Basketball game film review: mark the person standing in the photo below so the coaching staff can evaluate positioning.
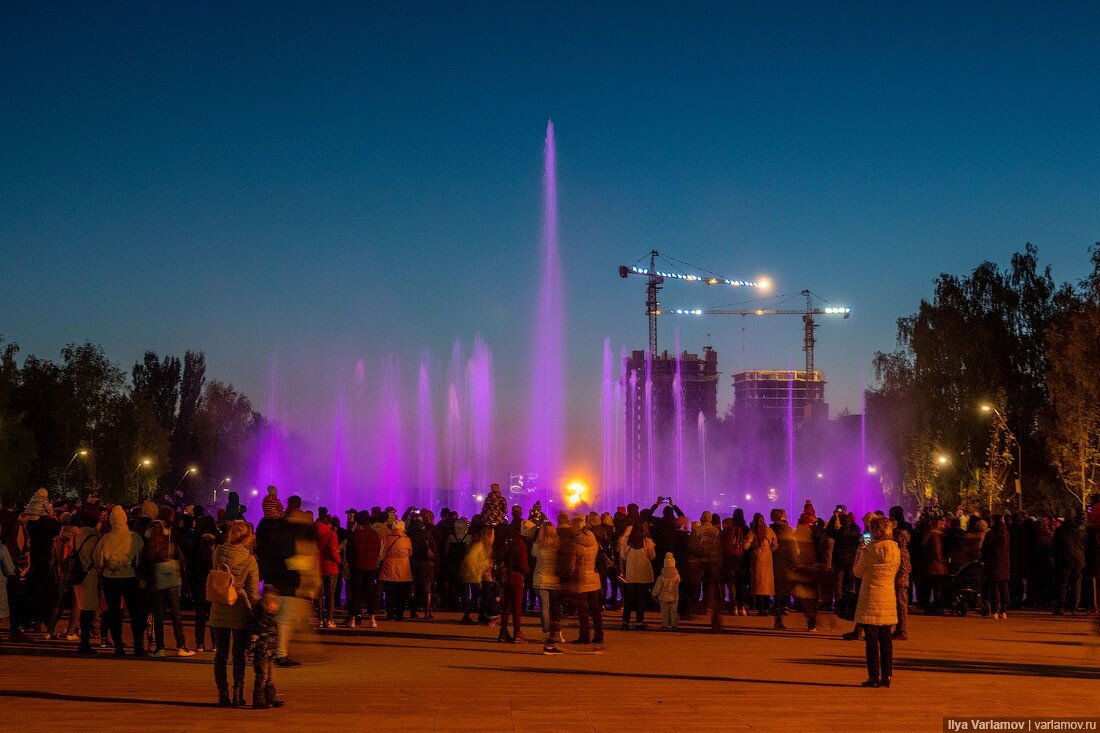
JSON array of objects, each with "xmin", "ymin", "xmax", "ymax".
[
  {"xmin": 481, "ymin": 484, "xmax": 507, "ymax": 528},
  {"xmin": 982, "ymin": 515, "xmax": 1012, "ymax": 619},
  {"xmin": 210, "ymin": 521, "xmax": 260, "ymax": 707},
  {"xmin": 744, "ymin": 513, "xmax": 778, "ymax": 616},
  {"xmin": 267, "ymin": 502, "xmax": 320, "ymax": 668},
  {"xmin": 770, "ymin": 508, "xmax": 800, "ymax": 630},
  {"xmin": 497, "ymin": 520, "xmax": 532, "ymax": 642},
  {"xmin": 651, "ymin": 552, "xmax": 680, "ymax": 630},
  {"xmin": 314, "ymin": 514, "xmax": 341, "ymax": 629},
  {"xmin": 619, "ymin": 519, "xmax": 656, "ymax": 630},
  {"xmin": 92, "ymin": 505, "xmax": 147, "ymax": 657},
  {"xmin": 346, "ymin": 510, "xmax": 382, "ymax": 628},
  {"xmin": 531, "ymin": 522, "xmax": 562, "ymax": 648},
  {"xmin": 379, "ymin": 520, "xmax": 414, "ymax": 621},
  {"xmin": 563, "ymin": 518, "xmax": 604, "ymax": 648},
  {"xmin": 891, "ymin": 513, "xmax": 912, "ymax": 640},
  {"xmin": 71, "ymin": 506, "xmax": 101, "ymax": 655},
  {"xmin": 145, "ymin": 519, "xmax": 195, "ymax": 657},
  {"xmin": 1053, "ymin": 512, "xmax": 1085, "ymax": 615},
  {"xmin": 853, "ymin": 516, "xmax": 900, "ymax": 688}
]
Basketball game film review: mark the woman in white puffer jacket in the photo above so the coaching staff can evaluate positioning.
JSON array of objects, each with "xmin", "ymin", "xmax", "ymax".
[{"xmin": 853, "ymin": 516, "xmax": 900, "ymax": 688}]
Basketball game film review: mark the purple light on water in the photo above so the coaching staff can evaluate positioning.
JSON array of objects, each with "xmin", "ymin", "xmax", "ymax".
[
  {"xmin": 467, "ymin": 334, "xmax": 494, "ymax": 495},
  {"xmin": 601, "ymin": 338, "xmax": 613, "ymax": 505},
  {"xmin": 331, "ymin": 395, "xmax": 348, "ymax": 511},
  {"xmin": 628, "ymin": 367, "xmax": 639, "ymax": 505},
  {"xmin": 528, "ymin": 120, "xmax": 564, "ymax": 506},
  {"xmin": 417, "ymin": 351, "xmax": 437, "ymax": 509},
  {"xmin": 673, "ymin": 330, "xmax": 684, "ymax": 499},
  {"xmin": 697, "ymin": 410, "xmax": 707, "ymax": 505},
  {"xmin": 377, "ymin": 356, "xmax": 405, "ymax": 508},
  {"xmin": 645, "ymin": 350, "xmax": 655, "ymax": 496},
  {"xmin": 786, "ymin": 364, "xmax": 796, "ymax": 521}
]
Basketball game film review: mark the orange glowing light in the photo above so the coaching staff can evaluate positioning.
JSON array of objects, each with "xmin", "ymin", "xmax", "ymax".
[{"xmin": 564, "ymin": 480, "xmax": 589, "ymax": 508}]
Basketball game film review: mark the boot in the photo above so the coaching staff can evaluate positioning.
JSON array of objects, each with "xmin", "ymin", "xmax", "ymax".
[
  {"xmin": 232, "ymin": 684, "xmax": 246, "ymax": 708},
  {"xmin": 217, "ymin": 688, "xmax": 232, "ymax": 707}
]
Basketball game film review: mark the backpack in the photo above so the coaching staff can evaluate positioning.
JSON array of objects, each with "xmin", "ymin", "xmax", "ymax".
[
  {"xmin": 66, "ymin": 535, "xmax": 95, "ymax": 586},
  {"xmin": 724, "ymin": 526, "xmax": 745, "ymax": 558},
  {"xmin": 206, "ymin": 563, "xmax": 239, "ymax": 606}
]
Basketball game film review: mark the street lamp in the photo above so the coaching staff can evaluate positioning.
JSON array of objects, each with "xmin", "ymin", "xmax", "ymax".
[
  {"xmin": 212, "ymin": 476, "xmax": 230, "ymax": 506},
  {"xmin": 979, "ymin": 404, "xmax": 1023, "ymax": 512},
  {"xmin": 131, "ymin": 458, "xmax": 153, "ymax": 501},
  {"xmin": 174, "ymin": 466, "xmax": 198, "ymax": 492},
  {"xmin": 936, "ymin": 454, "xmax": 950, "ymax": 466}
]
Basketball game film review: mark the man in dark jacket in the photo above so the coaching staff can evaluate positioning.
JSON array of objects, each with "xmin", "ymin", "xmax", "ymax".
[
  {"xmin": 267, "ymin": 503, "xmax": 318, "ymax": 667},
  {"xmin": 345, "ymin": 510, "xmax": 382, "ymax": 628},
  {"xmin": 1053, "ymin": 512, "xmax": 1086, "ymax": 615}
]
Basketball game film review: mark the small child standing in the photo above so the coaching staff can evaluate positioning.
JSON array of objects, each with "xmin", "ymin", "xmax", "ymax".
[
  {"xmin": 651, "ymin": 552, "xmax": 681, "ymax": 630},
  {"xmin": 250, "ymin": 587, "xmax": 285, "ymax": 710}
]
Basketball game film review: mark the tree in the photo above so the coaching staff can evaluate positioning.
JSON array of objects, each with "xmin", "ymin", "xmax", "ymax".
[
  {"xmin": 132, "ymin": 352, "xmax": 181, "ymax": 433},
  {"xmin": 188, "ymin": 380, "xmax": 254, "ymax": 504},
  {"xmin": 1044, "ymin": 245, "xmax": 1100, "ymax": 511},
  {"xmin": 170, "ymin": 351, "xmax": 206, "ymax": 484},
  {"xmin": 0, "ymin": 338, "xmax": 35, "ymax": 497}
]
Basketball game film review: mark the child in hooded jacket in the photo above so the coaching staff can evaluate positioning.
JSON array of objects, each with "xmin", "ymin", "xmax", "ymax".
[{"xmin": 651, "ymin": 552, "xmax": 681, "ymax": 630}]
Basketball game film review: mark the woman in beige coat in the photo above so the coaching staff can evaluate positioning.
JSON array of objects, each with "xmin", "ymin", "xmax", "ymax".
[
  {"xmin": 743, "ymin": 513, "xmax": 778, "ymax": 615},
  {"xmin": 853, "ymin": 516, "xmax": 900, "ymax": 687}
]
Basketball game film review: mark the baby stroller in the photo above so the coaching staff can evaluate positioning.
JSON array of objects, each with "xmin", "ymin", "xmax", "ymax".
[{"xmin": 944, "ymin": 560, "xmax": 990, "ymax": 617}]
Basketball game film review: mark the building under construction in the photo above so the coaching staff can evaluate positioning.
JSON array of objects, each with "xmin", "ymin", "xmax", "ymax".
[{"xmin": 732, "ymin": 369, "xmax": 829, "ymax": 423}]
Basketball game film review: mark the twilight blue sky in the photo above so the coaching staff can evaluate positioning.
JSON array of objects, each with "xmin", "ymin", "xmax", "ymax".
[{"xmin": 3, "ymin": 2, "xmax": 1099, "ymax": 472}]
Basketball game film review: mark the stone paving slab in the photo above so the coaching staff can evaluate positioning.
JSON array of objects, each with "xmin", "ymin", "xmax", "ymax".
[{"xmin": 1, "ymin": 610, "xmax": 1097, "ymax": 732}]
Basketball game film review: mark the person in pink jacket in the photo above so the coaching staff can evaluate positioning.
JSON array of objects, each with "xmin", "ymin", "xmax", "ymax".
[{"xmin": 379, "ymin": 521, "xmax": 413, "ymax": 620}]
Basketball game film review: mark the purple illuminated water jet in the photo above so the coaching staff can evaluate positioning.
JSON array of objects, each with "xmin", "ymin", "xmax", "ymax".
[
  {"xmin": 416, "ymin": 352, "xmax": 437, "ymax": 508},
  {"xmin": 528, "ymin": 120, "xmax": 565, "ymax": 505},
  {"xmin": 467, "ymin": 334, "xmax": 494, "ymax": 495},
  {"xmin": 673, "ymin": 330, "xmax": 684, "ymax": 499}
]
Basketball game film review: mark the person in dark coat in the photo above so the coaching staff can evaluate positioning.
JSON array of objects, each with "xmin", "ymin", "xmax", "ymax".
[
  {"xmin": 982, "ymin": 515, "xmax": 1012, "ymax": 618},
  {"xmin": 1085, "ymin": 498, "xmax": 1100, "ymax": 613},
  {"xmin": 828, "ymin": 509, "xmax": 861, "ymax": 603},
  {"xmin": 889, "ymin": 507, "xmax": 912, "ymax": 639},
  {"xmin": 770, "ymin": 508, "xmax": 799, "ymax": 630},
  {"xmin": 1008, "ymin": 512, "xmax": 1035, "ymax": 608},
  {"xmin": 1053, "ymin": 512, "xmax": 1086, "ymax": 615}
]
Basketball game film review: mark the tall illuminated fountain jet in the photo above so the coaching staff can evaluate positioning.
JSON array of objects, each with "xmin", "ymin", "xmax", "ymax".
[{"xmin": 528, "ymin": 120, "xmax": 564, "ymax": 505}]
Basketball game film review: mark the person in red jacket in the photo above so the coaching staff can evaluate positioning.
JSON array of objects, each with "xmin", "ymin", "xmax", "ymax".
[
  {"xmin": 315, "ymin": 510, "xmax": 342, "ymax": 629},
  {"xmin": 497, "ymin": 520, "xmax": 534, "ymax": 643},
  {"xmin": 345, "ymin": 511, "xmax": 382, "ymax": 628}
]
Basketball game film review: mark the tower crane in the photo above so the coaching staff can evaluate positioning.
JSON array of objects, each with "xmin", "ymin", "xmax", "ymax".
[
  {"xmin": 661, "ymin": 289, "xmax": 851, "ymax": 374},
  {"xmin": 618, "ymin": 250, "xmax": 768, "ymax": 357}
]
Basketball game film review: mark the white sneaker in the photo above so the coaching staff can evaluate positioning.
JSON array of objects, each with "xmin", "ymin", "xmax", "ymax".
[
  {"xmin": 326, "ymin": 621, "xmax": 336, "ymax": 629},
  {"xmin": 177, "ymin": 648, "xmax": 196, "ymax": 657},
  {"xmin": 1001, "ymin": 612, "xmax": 1008, "ymax": 619}
]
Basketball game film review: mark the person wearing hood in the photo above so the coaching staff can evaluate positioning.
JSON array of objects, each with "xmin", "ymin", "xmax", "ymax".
[
  {"xmin": 70, "ymin": 505, "xmax": 102, "ymax": 654},
  {"xmin": 651, "ymin": 553, "xmax": 681, "ymax": 630},
  {"xmin": 210, "ymin": 520, "xmax": 260, "ymax": 707},
  {"xmin": 562, "ymin": 518, "xmax": 604, "ymax": 648},
  {"xmin": 314, "ymin": 513, "xmax": 341, "ymax": 629},
  {"xmin": 380, "ymin": 520, "xmax": 414, "ymax": 620},
  {"xmin": 92, "ymin": 505, "xmax": 148, "ymax": 656},
  {"xmin": 346, "ymin": 510, "xmax": 382, "ymax": 628},
  {"xmin": 481, "ymin": 483, "xmax": 507, "ymax": 528},
  {"xmin": 223, "ymin": 492, "xmax": 243, "ymax": 523},
  {"xmin": 532, "ymin": 522, "xmax": 562, "ymax": 648},
  {"xmin": 853, "ymin": 516, "xmax": 900, "ymax": 688}
]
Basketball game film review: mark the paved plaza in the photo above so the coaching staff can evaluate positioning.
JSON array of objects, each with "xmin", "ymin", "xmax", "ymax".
[{"xmin": 1, "ymin": 610, "xmax": 1097, "ymax": 732}]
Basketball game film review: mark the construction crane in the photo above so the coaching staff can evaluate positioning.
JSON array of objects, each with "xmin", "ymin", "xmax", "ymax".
[
  {"xmin": 662, "ymin": 289, "xmax": 851, "ymax": 374},
  {"xmin": 618, "ymin": 250, "xmax": 768, "ymax": 357}
]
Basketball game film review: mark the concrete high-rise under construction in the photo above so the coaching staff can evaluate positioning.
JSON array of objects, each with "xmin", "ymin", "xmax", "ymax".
[{"xmin": 732, "ymin": 369, "xmax": 828, "ymax": 423}]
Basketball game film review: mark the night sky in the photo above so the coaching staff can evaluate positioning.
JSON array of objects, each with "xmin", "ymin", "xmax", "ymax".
[{"xmin": 3, "ymin": 2, "xmax": 1099, "ymax": 473}]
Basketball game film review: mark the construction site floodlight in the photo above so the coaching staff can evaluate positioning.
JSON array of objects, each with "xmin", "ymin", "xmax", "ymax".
[{"xmin": 624, "ymin": 265, "xmax": 766, "ymax": 288}]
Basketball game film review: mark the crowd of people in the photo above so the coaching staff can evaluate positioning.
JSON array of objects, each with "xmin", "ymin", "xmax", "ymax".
[{"xmin": 1, "ymin": 483, "xmax": 1098, "ymax": 699}]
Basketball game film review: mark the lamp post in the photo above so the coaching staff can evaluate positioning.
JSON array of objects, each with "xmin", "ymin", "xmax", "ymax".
[
  {"xmin": 60, "ymin": 449, "xmax": 89, "ymax": 492},
  {"xmin": 212, "ymin": 477, "xmax": 230, "ymax": 506},
  {"xmin": 175, "ymin": 466, "xmax": 198, "ymax": 492},
  {"xmin": 131, "ymin": 458, "xmax": 153, "ymax": 501},
  {"xmin": 980, "ymin": 404, "xmax": 1022, "ymax": 512}
]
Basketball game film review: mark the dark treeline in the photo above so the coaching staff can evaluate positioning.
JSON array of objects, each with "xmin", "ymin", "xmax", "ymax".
[
  {"xmin": 868, "ymin": 243, "xmax": 1100, "ymax": 515},
  {"xmin": 0, "ymin": 342, "xmax": 271, "ymax": 504}
]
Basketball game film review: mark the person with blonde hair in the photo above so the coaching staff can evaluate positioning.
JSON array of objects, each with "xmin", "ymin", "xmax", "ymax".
[
  {"xmin": 210, "ymin": 520, "xmax": 260, "ymax": 707},
  {"xmin": 854, "ymin": 516, "xmax": 900, "ymax": 688}
]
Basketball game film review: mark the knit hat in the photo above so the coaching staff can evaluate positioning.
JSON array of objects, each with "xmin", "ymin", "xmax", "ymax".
[
  {"xmin": 23, "ymin": 488, "xmax": 51, "ymax": 519},
  {"xmin": 663, "ymin": 552, "xmax": 676, "ymax": 569},
  {"xmin": 262, "ymin": 492, "xmax": 285, "ymax": 518},
  {"xmin": 803, "ymin": 500, "xmax": 817, "ymax": 519}
]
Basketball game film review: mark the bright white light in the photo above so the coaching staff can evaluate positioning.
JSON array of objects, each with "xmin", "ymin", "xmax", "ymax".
[
  {"xmin": 745, "ymin": 493, "xmax": 752, "ymax": 501},
  {"xmin": 867, "ymin": 465, "xmax": 877, "ymax": 474},
  {"xmin": 564, "ymin": 480, "xmax": 589, "ymax": 508},
  {"xmin": 474, "ymin": 494, "xmax": 484, "ymax": 502},
  {"xmin": 816, "ymin": 472, "xmax": 824, "ymax": 479},
  {"xmin": 757, "ymin": 277, "xmax": 772, "ymax": 290},
  {"xmin": 250, "ymin": 489, "xmax": 259, "ymax": 496}
]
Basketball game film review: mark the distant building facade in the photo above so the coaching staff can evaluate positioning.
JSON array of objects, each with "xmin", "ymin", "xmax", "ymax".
[{"xmin": 732, "ymin": 369, "xmax": 828, "ymax": 423}]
